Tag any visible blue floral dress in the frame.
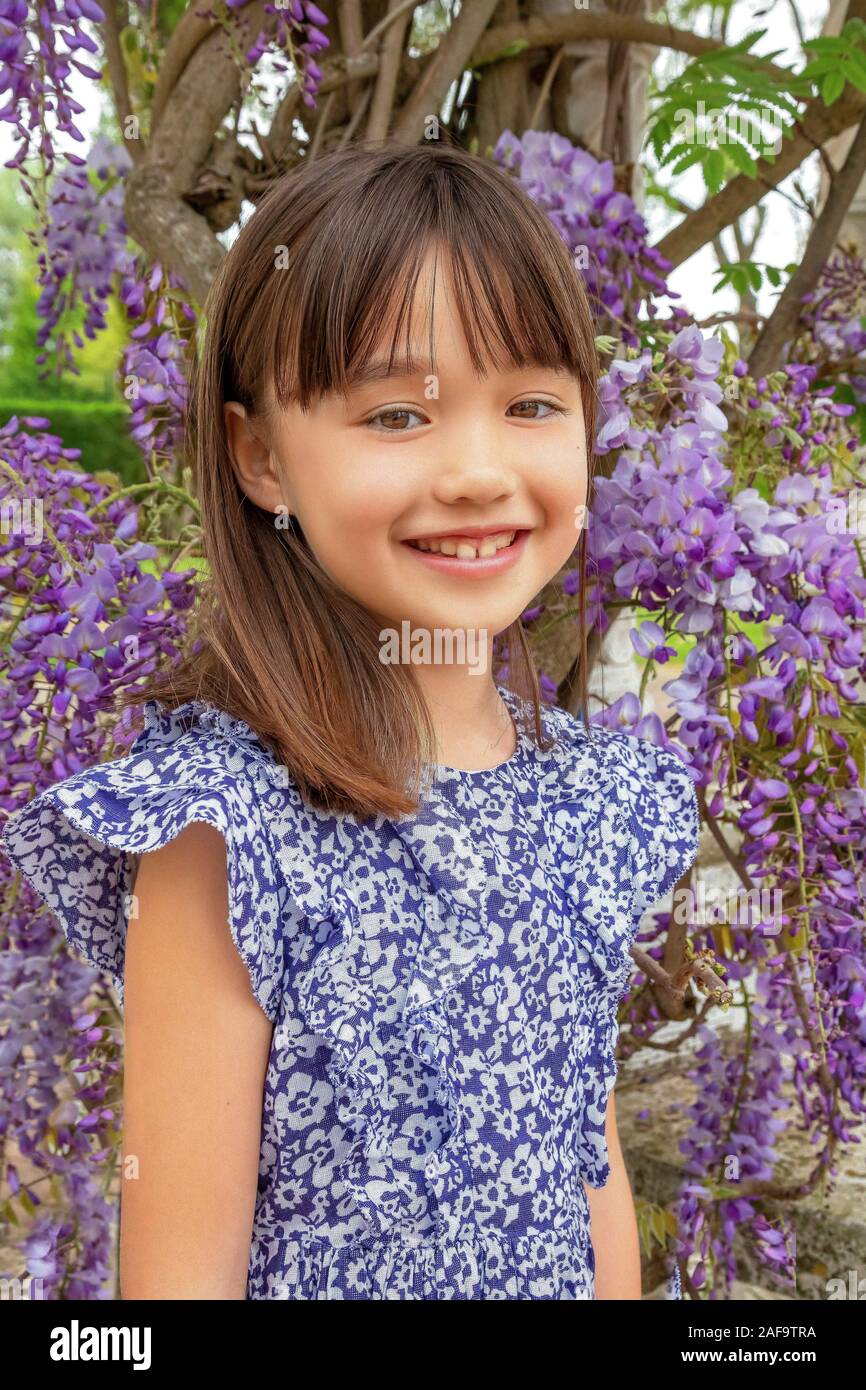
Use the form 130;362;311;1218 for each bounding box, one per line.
2;684;699;1300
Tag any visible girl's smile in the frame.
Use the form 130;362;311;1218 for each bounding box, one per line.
402;526;532;577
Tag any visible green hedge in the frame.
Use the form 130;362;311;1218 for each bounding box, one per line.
0;399;149;487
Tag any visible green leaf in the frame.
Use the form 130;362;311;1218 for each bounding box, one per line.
704;147;726;192
726;141;758;177
804;35;854;54
766;265;782;286
747;262;763;291
705;27;768;59
822;70;846;104
482;37;529;63
668;145;706;176
840;55;866;93
648;115;673;159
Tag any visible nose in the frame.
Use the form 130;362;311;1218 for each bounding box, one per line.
431;420;519;508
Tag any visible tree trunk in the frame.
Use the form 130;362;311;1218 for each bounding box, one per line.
817;0;866;253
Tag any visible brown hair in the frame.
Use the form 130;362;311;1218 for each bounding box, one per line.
121;139;600;820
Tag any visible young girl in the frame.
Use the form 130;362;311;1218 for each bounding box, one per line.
2;140;699;1301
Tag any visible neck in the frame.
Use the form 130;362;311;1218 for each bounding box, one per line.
409;665;515;772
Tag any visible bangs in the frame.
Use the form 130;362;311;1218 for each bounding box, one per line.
260;145;598;417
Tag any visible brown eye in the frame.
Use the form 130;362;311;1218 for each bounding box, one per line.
509;399;566;420
365;407;427;431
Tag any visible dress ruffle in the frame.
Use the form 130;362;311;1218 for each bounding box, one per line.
250;1210;596;1299
542;716;701;999
391;799;495;1239
137;697;293;792
537;717;702;1190
294;879;427;1239
1;697;288;1022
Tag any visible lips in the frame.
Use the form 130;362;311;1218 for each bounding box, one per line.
401;528;531;575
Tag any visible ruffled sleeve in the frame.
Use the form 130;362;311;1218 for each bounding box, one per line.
0;700;288;1023
618;734;701;922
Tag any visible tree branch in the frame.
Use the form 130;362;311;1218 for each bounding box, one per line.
363;0;419;52
150;6;218;132
366;0;413;142
266;50;408;157
124;2;272;306
748;107;866;377
527;45;564;132
391;0;503;144
337;0;365;113
101;0;142;163
473;10;793;74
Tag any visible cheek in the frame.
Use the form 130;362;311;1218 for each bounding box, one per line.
296;474;406;586
283;418;413;533
533;460;588;569
334;501;402;562
539;454;588;526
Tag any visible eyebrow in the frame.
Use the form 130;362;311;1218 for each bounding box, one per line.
343;355;576;390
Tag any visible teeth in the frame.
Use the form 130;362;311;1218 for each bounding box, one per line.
410;530;517;557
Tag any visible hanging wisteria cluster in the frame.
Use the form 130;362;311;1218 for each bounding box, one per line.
28;128;196;463
0;0;103;180
796;248;866;414
0;416;197;1297
35;136;133;378
119;257;197;468
242;0;330;108
494;127;681;346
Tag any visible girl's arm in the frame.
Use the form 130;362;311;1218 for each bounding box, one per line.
584;1092;642;1299
119;822;274;1299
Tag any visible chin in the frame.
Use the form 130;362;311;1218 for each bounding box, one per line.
384;605;524;644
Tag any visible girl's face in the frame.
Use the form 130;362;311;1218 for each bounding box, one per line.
226;249;589;648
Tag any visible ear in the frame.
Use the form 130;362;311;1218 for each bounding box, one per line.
223;401;288;514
